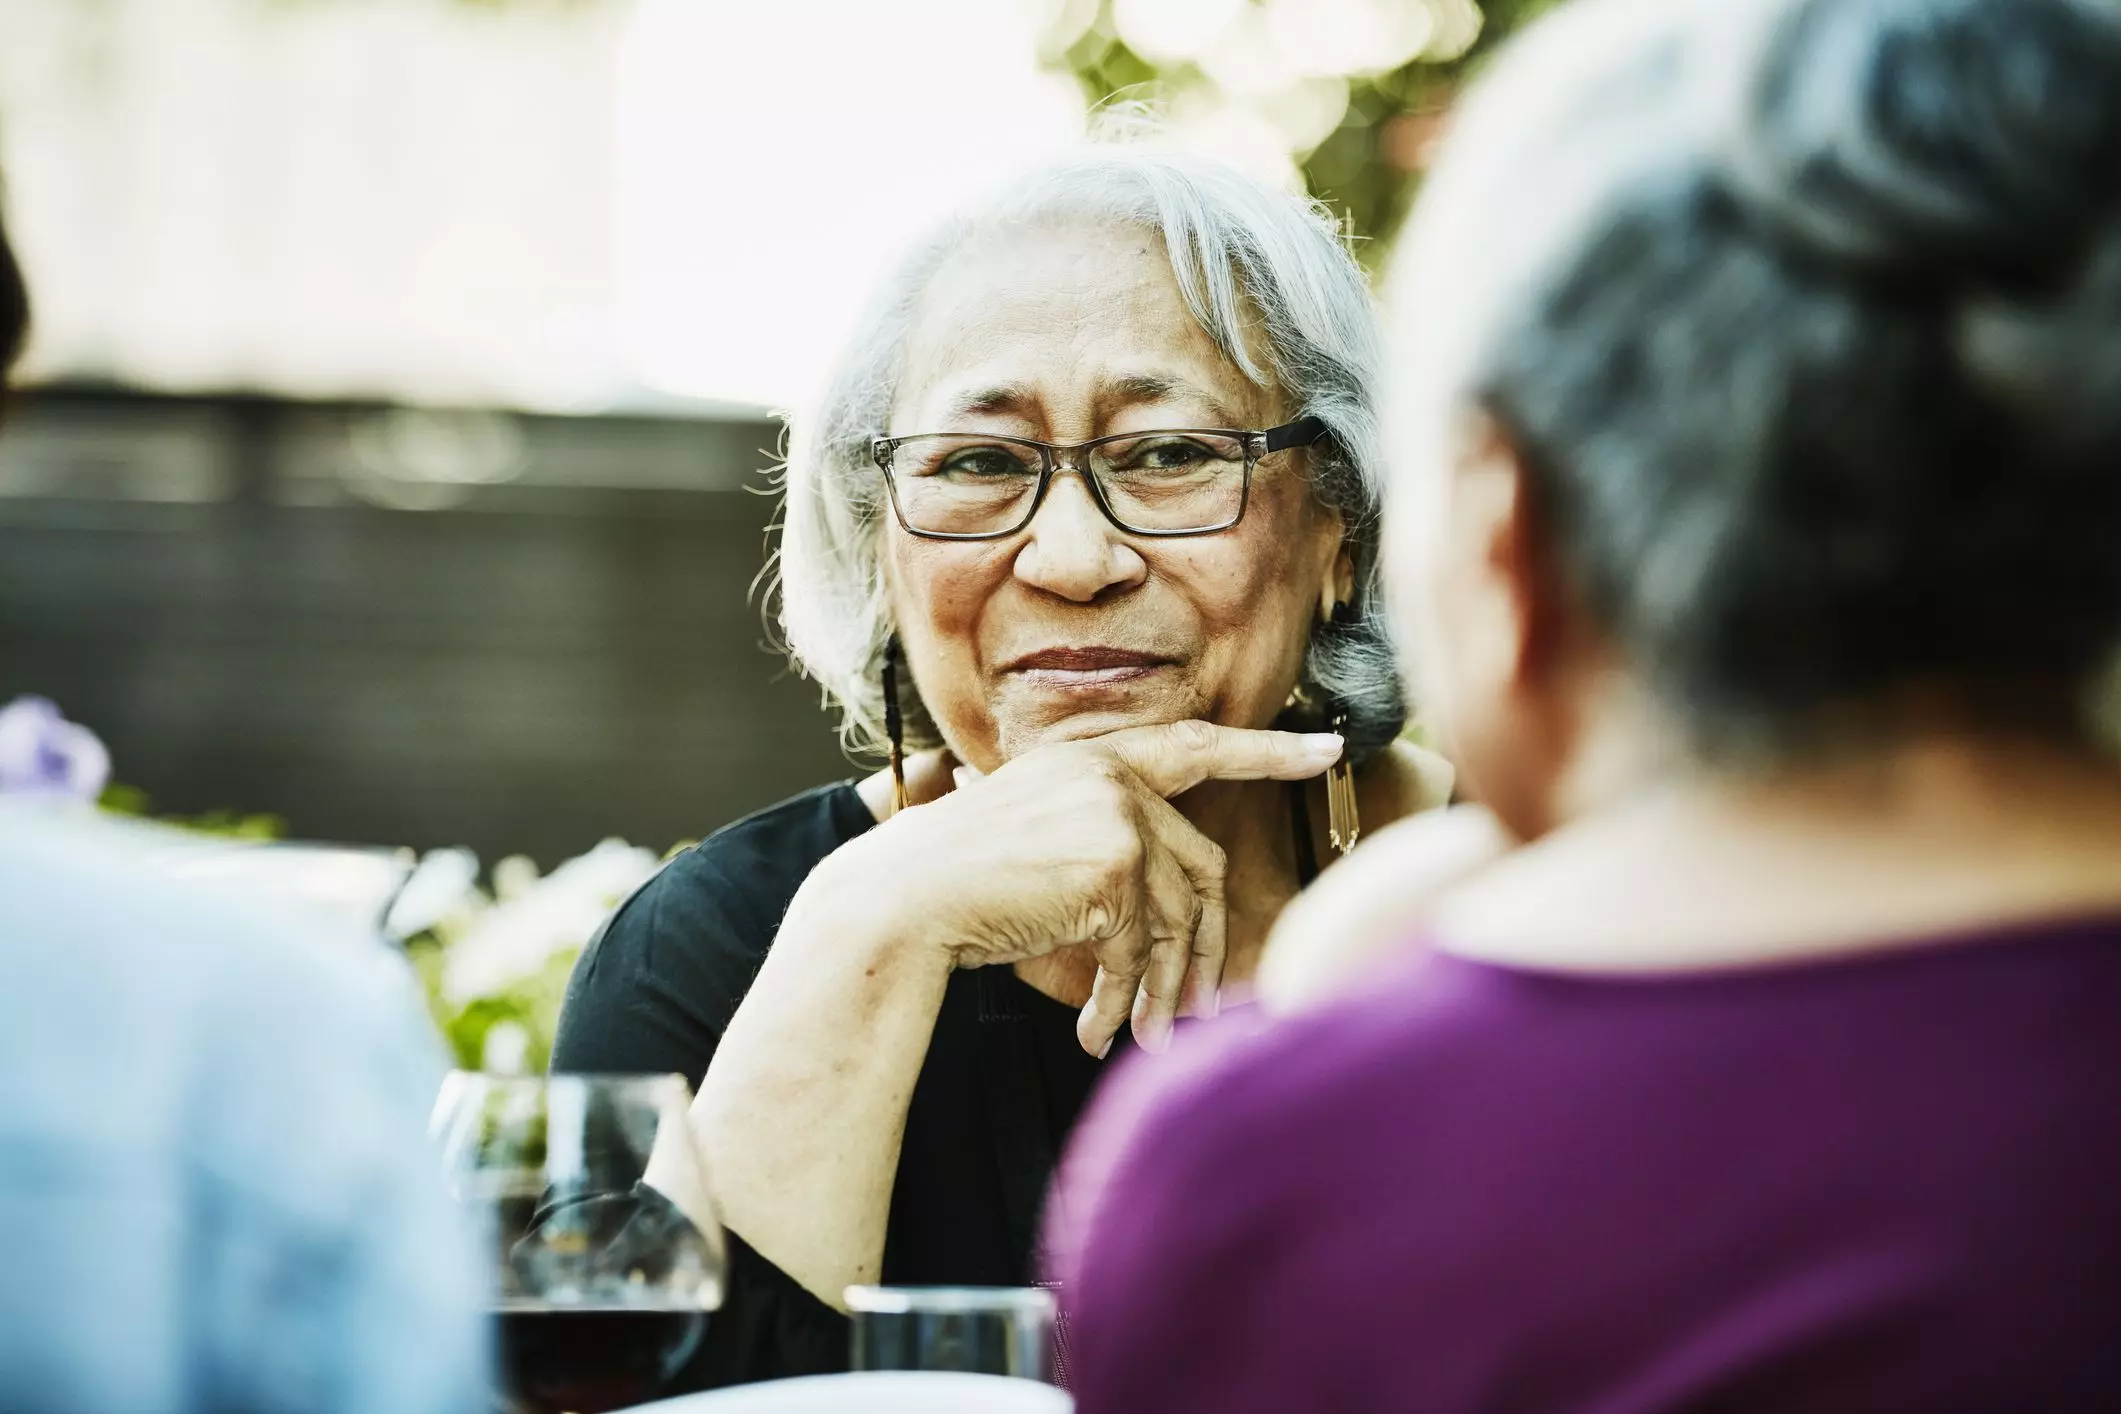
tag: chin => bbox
[992,703,1179,758]
[991,699,1219,762]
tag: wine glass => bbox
[432,1072,725,1414]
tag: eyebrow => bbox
[1106,373,1242,425]
[936,383,1037,422]
[931,373,1245,430]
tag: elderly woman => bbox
[1057,0,2121,1408]
[550,147,1450,1386]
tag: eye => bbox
[931,445,1036,480]
[1105,435,1234,474]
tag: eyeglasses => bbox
[870,416,1327,541]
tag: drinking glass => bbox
[432,1072,725,1414]
[845,1286,1057,1382]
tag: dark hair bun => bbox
[1474,0,2121,757]
[1726,0,2121,291]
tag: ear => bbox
[1319,549,1356,621]
[1445,414,1556,698]
[1316,502,1356,620]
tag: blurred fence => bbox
[0,387,853,863]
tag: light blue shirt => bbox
[0,808,488,1413]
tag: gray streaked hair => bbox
[771,145,1406,761]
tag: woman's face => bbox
[1382,0,1668,836]
[884,221,1347,772]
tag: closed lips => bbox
[1007,648,1172,672]
[1006,648,1174,684]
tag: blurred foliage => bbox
[98,782,288,840]
[407,935,580,1073]
[1051,0,1561,270]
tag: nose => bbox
[1011,468,1147,603]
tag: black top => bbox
[549,783,1131,1389]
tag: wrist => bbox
[783,829,961,980]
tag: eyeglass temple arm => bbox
[1263,416,1328,454]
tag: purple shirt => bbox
[1051,916,2121,1412]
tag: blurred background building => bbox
[0,0,1546,865]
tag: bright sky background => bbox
[0,0,1091,416]
[0,0,1468,415]
[614,0,1086,413]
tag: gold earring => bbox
[1327,705,1360,854]
[1320,600,1359,854]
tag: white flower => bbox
[384,847,485,941]
[481,1021,534,1077]
[439,838,661,1005]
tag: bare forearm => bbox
[688,854,953,1309]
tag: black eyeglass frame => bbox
[869,415,1328,542]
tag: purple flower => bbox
[0,697,113,801]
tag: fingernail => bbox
[1303,733,1345,758]
[1097,1036,1114,1060]
[1207,987,1223,1020]
[951,766,975,791]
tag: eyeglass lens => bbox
[885,432,1249,536]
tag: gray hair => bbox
[772,146,1406,762]
[1394,0,2121,761]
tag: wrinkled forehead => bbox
[1386,0,1710,432]
[892,217,1278,432]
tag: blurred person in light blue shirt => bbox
[0,214,487,1412]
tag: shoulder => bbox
[1056,983,1471,1393]
[0,809,455,1201]
[1062,954,1534,1273]
[1078,980,1439,1205]
[608,783,870,939]
[0,810,430,1054]
[1261,804,1513,1011]
[0,813,486,1413]
[555,782,873,1064]
[1358,738,1456,822]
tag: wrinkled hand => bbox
[846,720,1343,1057]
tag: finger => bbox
[1077,893,1152,1059]
[1163,811,1229,1021]
[1098,719,1344,800]
[1129,842,1202,1053]
[1079,957,1144,1060]
[1131,790,1229,1024]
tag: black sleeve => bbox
[550,846,768,1090]
[548,784,872,1389]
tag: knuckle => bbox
[1169,718,1217,753]
[1094,818,1146,873]
[1084,752,1131,788]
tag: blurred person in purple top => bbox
[1052,0,2121,1409]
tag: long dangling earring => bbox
[882,635,911,815]
[1324,602,1360,854]
[1326,701,1360,854]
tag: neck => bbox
[1437,730,2121,973]
[1175,777,1309,988]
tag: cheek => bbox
[893,547,991,639]
[885,537,1011,704]
[1178,503,1327,690]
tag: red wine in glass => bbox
[431,1073,726,1414]
[497,1305,708,1414]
